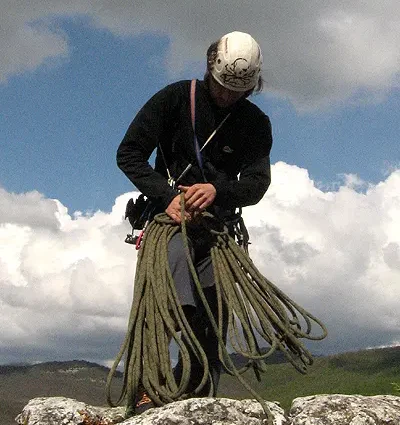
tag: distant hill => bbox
[1,347,399,425]
[0,359,116,376]
[228,349,291,370]
[0,360,123,425]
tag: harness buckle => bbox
[168,177,176,189]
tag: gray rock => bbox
[15,396,125,425]
[121,398,286,425]
[15,394,400,425]
[15,396,286,425]
[289,394,400,424]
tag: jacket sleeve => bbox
[116,85,179,209]
[212,115,272,208]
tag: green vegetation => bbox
[219,346,400,411]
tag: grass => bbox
[219,347,400,411]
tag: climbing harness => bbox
[223,207,250,253]
[107,195,328,425]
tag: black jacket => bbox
[117,79,273,212]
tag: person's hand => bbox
[165,194,191,224]
[178,183,216,212]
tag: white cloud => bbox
[0,163,399,363]
[0,188,139,363]
[243,162,400,353]
[0,6,68,82]
[0,0,399,109]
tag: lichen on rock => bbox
[15,394,400,425]
[289,394,400,425]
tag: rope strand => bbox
[106,198,327,424]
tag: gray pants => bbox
[168,230,228,396]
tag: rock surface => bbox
[15,397,125,425]
[289,394,400,424]
[15,397,285,425]
[121,397,286,425]
[15,394,400,425]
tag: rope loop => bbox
[107,206,327,425]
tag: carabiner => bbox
[135,220,150,250]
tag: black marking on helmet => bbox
[220,58,256,89]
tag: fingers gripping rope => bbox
[106,194,327,424]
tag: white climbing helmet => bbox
[210,31,263,92]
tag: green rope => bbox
[106,196,327,424]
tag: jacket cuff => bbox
[212,179,228,205]
[158,188,179,210]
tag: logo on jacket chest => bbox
[222,145,234,154]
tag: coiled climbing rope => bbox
[106,197,327,424]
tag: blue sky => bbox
[1,16,398,214]
[0,2,399,365]
[1,20,171,212]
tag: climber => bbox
[116,30,273,413]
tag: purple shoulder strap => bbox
[190,79,206,181]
